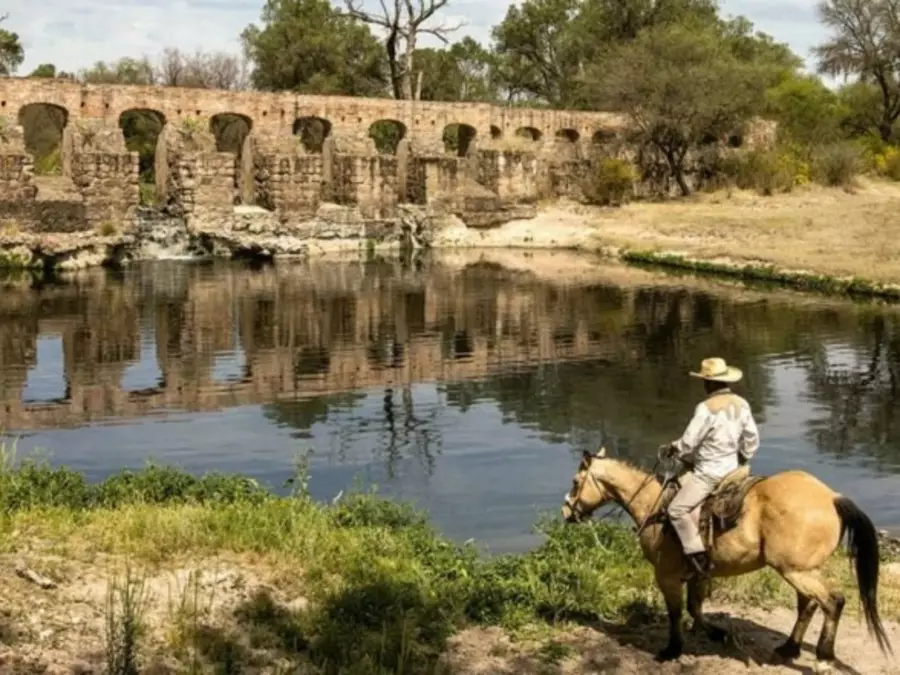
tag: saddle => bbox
[646,465,766,551]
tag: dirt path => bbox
[1,554,897,674]
[441,603,899,674]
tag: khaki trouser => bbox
[667,471,718,555]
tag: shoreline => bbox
[0,459,898,673]
[4,179,900,304]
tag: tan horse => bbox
[560,447,893,668]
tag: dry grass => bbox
[572,179,900,283]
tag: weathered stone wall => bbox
[71,153,139,230]
[332,154,398,219]
[477,151,540,203]
[254,154,325,216]
[0,77,779,265]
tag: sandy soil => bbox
[2,554,898,674]
[434,180,900,285]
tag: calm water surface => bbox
[2,253,900,553]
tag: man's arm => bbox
[672,403,712,459]
[739,406,760,463]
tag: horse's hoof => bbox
[773,640,801,662]
[655,644,683,662]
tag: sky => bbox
[8,0,829,77]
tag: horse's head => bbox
[561,446,612,523]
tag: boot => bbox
[684,551,713,581]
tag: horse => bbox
[560,447,893,668]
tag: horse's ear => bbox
[596,446,607,458]
[580,450,592,466]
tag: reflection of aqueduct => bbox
[0,263,634,431]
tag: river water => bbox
[2,251,899,553]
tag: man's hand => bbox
[657,442,679,460]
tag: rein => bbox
[576,456,663,531]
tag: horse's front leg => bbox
[687,577,727,643]
[655,570,684,661]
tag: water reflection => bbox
[2,254,900,550]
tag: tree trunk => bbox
[401,34,416,100]
[386,29,402,99]
[665,150,691,197]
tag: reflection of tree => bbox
[263,392,366,440]
[442,287,823,465]
[805,314,900,468]
[378,385,443,477]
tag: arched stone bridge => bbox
[0,77,627,156]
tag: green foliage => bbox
[491,0,719,107]
[814,0,900,142]
[0,444,272,513]
[584,21,775,195]
[766,74,848,146]
[810,142,863,188]
[369,120,406,155]
[582,157,636,205]
[0,15,24,76]
[105,565,151,675]
[414,38,497,102]
[874,146,900,181]
[241,0,386,96]
[719,148,808,195]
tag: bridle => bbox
[565,455,663,526]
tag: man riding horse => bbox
[659,357,760,579]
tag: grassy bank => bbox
[1,448,898,674]
[574,179,900,298]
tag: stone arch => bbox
[210,113,254,206]
[369,119,406,155]
[591,129,616,146]
[490,125,502,140]
[293,116,332,154]
[556,128,579,143]
[442,123,477,157]
[119,109,166,205]
[18,103,68,175]
[515,126,542,142]
[210,113,253,154]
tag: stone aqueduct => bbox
[0,77,645,237]
[1,77,626,157]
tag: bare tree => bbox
[814,0,900,141]
[344,0,464,99]
[155,47,251,90]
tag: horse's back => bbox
[751,468,843,568]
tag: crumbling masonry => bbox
[0,78,776,265]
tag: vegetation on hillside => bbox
[1,443,896,673]
[6,0,900,198]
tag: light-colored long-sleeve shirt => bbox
[673,389,760,482]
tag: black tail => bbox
[833,496,893,656]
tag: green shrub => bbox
[810,142,862,188]
[34,147,62,176]
[720,149,807,196]
[583,157,636,206]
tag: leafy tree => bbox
[0,13,24,76]
[242,0,386,96]
[585,21,774,195]
[766,74,848,146]
[80,58,156,85]
[490,0,582,106]
[414,38,496,101]
[490,0,719,107]
[814,0,900,142]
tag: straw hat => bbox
[690,357,743,383]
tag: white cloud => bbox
[9,0,830,76]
